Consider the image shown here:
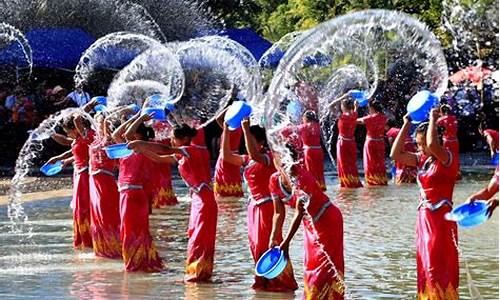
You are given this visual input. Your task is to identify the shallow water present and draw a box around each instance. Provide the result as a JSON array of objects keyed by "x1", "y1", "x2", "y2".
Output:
[{"x1": 0, "y1": 171, "x2": 498, "y2": 299}]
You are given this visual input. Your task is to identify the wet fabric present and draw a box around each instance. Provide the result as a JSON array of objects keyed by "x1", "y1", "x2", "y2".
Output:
[
  {"x1": 337, "y1": 112, "x2": 362, "y2": 188},
  {"x1": 214, "y1": 128, "x2": 243, "y2": 197},
  {"x1": 362, "y1": 113, "x2": 388, "y2": 185}
]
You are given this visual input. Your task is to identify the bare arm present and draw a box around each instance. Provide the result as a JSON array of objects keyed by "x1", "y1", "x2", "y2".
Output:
[
  {"x1": 390, "y1": 115, "x2": 418, "y2": 167},
  {"x1": 241, "y1": 118, "x2": 268, "y2": 165},
  {"x1": 280, "y1": 197, "x2": 305, "y2": 256},
  {"x1": 124, "y1": 113, "x2": 151, "y2": 142},
  {"x1": 51, "y1": 133, "x2": 73, "y2": 146},
  {"x1": 269, "y1": 198, "x2": 286, "y2": 248},
  {"x1": 468, "y1": 180, "x2": 499, "y2": 202},
  {"x1": 47, "y1": 149, "x2": 73, "y2": 164},
  {"x1": 215, "y1": 107, "x2": 229, "y2": 129},
  {"x1": 486, "y1": 135, "x2": 497, "y2": 156},
  {"x1": 127, "y1": 140, "x2": 179, "y2": 155},
  {"x1": 427, "y1": 108, "x2": 450, "y2": 164},
  {"x1": 222, "y1": 122, "x2": 243, "y2": 166},
  {"x1": 81, "y1": 98, "x2": 97, "y2": 113},
  {"x1": 141, "y1": 149, "x2": 177, "y2": 165},
  {"x1": 111, "y1": 114, "x2": 138, "y2": 143},
  {"x1": 356, "y1": 115, "x2": 365, "y2": 125}
]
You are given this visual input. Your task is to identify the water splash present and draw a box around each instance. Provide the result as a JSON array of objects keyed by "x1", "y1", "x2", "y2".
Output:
[
  {"x1": 0, "y1": 22, "x2": 33, "y2": 78},
  {"x1": 0, "y1": 0, "x2": 218, "y2": 42},
  {"x1": 171, "y1": 36, "x2": 262, "y2": 127},
  {"x1": 265, "y1": 9, "x2": 448, "y2": 171},
  {"x1": 107, "y1": 45, "x2": 185, "y2": 108},
  {"x1": 74, "y1": 32, "x2": 163, "y2": 88},
  {"x1": 8, "y1": 108, "x2": 96, "y2": 243}
]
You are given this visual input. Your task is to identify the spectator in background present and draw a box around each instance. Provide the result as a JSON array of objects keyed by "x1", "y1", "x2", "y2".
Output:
[
  {"x1": 52, "y1": 85, "x2": 71, "y2": 108},
  {"x1": 66, "y1": 84, "x2": 90, "y2": 107}
]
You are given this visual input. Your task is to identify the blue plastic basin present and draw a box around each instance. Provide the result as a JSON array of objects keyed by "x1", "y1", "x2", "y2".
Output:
[
  {"x1": 40, "y1": 161, "x2": 63, "y2": 176},
  {"x1": 225, "y1": 101, "x2": 253, "y2": 130},
  {"x1": 92, "y1": 96, "x2": 107, "y2": 105},
  {"x1": 407, "y1": 91, "x2": 439, "y2": 124},
  {"x1": 255, "y1": 247, "x2": 287, "y2": 279},
  {"x1": 349, "y1": 90, "x2": 369, "y2": 107},
  {"x1": 446, "y1": 200, "x2": 489, "y2": 228},
  {"x1": 127, "y1": 104, "x2": 141, "y2": 114},
  {"x1": 94, "y1": 104, "x2": 106, "y2": 112},
  {"x1": 104, "y1": 143, "x2": 133, "y2": 159},
  {"x1": 142, "y1": 107, "x2": 166, "y2": 121},
  {"x1": 492, "y1": 152, "x2": 499, "y2": 166}
]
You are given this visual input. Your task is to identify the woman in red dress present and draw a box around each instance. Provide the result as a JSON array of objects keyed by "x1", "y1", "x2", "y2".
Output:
[
  {"x1": 221, "y1": 119, "x2": 298, "y2": 292},
  {"x1": 335, "y1": 98, "x2": 362, "y2": 188},
  {"x1": 269, "y1": 149, "x2": 344, "y2": 300},
  {"x1": 298, "y1": 110, "x2": 326, "y2": 190},
  {"x1": 214, "y1": 109, "x2": 244, "y2": 198},
  {"x1": 48, "y1": 114, "x2": 94, "y2": 249},
  {"x1": 437, "y1": 104, "x2": 460, "y2": 180},
  {"x1": 357, "y1": 101, "x2": 388, "y2": 186},
  {"x1": 391, "y1": 109, "x2": 459, "y2": 299},
  {"x1": 88, "y1": 112, "x2": 121, "y2": 258},
  {"x1": 480, "y1": 127, "x2": 499, "y2": 157},
  {"x1": 129, "y1": 123, "x2": 217, "y2": 282},
  {"x1": 112, "y1": 114, "x2": 164, "y2": 272},
  {"x1": 386, "y1": 124, "x2": 417, "y2": 184},
  {"x1": 150, "y1": 121, "x2": 178, "y2": 207}
]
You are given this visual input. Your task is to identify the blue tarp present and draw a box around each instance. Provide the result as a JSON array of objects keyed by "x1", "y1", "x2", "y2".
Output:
[
  {"x1": 220, "y1": 28, "x2": 272, "y2": 61},
  {"x1": 0, "y1": 28, "x2": 95, "y2": 69},
  {"x1": 0, "y1": 27, "x2": 273, "y2": 69}
]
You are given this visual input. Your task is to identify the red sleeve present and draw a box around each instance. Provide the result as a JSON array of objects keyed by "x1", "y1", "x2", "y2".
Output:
[{"x1": 241, "y1": 154, "x2": 250, "y2": 167}]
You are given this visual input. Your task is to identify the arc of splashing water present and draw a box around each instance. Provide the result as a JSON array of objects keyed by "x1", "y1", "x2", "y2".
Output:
[
  {"x1": 0, "y1": 22, "x2": 33, "y2": 78},
  {"x1": 8, "y1": 108, "x2": 97, "y2": 242}
]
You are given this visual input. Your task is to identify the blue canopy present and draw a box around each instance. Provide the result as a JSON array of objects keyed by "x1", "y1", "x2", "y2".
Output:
[
  {"x1": 220, "y1": 28, "x2": 272, "y2": 61},
  {"x1": 0, "y1": 28, "x2": 95, "y2": 69}
]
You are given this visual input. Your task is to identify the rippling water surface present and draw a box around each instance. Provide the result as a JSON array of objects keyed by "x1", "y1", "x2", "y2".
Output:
[{"x1": 0, "y1": 171, "x2": 498, "y2": 299}]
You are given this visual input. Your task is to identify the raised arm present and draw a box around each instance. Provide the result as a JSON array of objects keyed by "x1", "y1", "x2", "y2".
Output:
[
  {"x1": 427, "y1": 108, "x2": 450, "y2": 164},
  {"x1": 215, "y1": 107, "x2": 229, "y2": 129},
  {"x1": 124, "y1": 113, "x2": 151, "y2": 142},
  {"x1": 111, "y1": 114, "x2": 138, "y2": 143},
  {"x1": 51, "y1": 133, "x2": 73, "y2": 146},
  {"x1": 73, "y1": 114, "x2": 89, "y2": 139},
  {"x1": 81, "y1": 98, "x2": 98, "y2": 113},
  {"x1": 222, "y1": 122, "x2": 243, "y2": 166},
  {"x1": 241, "y1": 118, "x2": 268, "y2": 165},
  {"x1": 390, "y1": 114, "x2": 418, "y2": 167}
]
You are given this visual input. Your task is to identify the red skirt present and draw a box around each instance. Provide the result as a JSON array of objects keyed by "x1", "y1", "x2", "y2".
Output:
[
  {"x1": 416, "y1": 206, "x2": 459, "y2": 300},
  {"x1": 120, "y1": 188, "x2": 164, "y2": 272},
  {"x1": 336, "y1": 138, "x2": 362, "y2": 188},
  {"x1": 185, "y1": 187, "x2": 218, "y2": 282},
  {"x1": 72, "y1": 170, "x2": 93, "y2": 249},
  {"x1": 443, "y1": 139, "x2": 461, "y2": 180},
  {"x1": 151, "y1": 163, "x2": 178, "y2": 208},
  {"x1": 363, "y1": 139, "x2": 388, "y2": 186},
  {"x1": 89, "y1": 173, "x2": 121, "y2": 258},
  {"x1": 303, "y1": 204, "x2": 344, "y2": 300},
  {"x1": 214, "y1": 155, "x2": 243, "y2": 198},
  {"x1": 247, "y1": 199, "x2": 298, "y2": 292},
  {"x1": 395, "y1": 165, "x2": 417, "y2": 184},
  {"x1": 304, "y1": 146, "x2": 326, "y2": 190}
]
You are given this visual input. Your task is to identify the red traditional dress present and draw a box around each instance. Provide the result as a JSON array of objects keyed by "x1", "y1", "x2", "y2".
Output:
[
  {"x1": 270, "y1": 166, "x2": 344, "y2": 300},
  {"x1": 416, "y1": 151, "x2": 459, "y2": 299},
  {"x1": 336, "y1": 112, "x2": 362, "y2": 188},
  {"x1": 191, "y1": 126, "x2": 211, "y2": 164},
  {"x1": 281, "y1": 125, "x2": 304, "y2": 161},
  {"x1": 71, "y1": 129, "x2": 94, "y2": 249},
  {"x1": 298, "y1": 122, "x2": 326, "y2": 190},
  {"x1": 483, "y1": 129, "x2": 499, "y2": 150},
  {"x1": 242, "y1": 151, "x2": 298, "y2": 291},
  {"x1": 150, "y1": 122, "x2": 177, "y2": 207},
  {"x1": 437, "y1": 115, "x2": 460, "y2": 180},
  {"x1": 88, "y1": 137, "x2": 121, "y2": 258},
  {"x1": 177, "y1": 146, "x2": 217, "y2": 282},
  {"x1": 386, "y1": 127, "x2": 417, "y2": 184},
  {"x1": 118, "y1": 153, "x2": 164, "y2": 272},
  {"x1": 214, "y1": 128, "x2": 243, "y2": 197},
  {"x1": 361, "y1": 113, "x2": 388, "y2": 185}
]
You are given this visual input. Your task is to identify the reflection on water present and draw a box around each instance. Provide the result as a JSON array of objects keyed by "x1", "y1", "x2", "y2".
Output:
[{"x1": 0, "y1": 173, "x2": 498, "y2": 299}]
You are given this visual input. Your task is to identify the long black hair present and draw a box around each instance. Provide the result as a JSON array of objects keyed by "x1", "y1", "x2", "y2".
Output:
[
  {"x1": 137, "y1": 123, "x2": 155, "y2": 141},
  {"x1": 249, "y1": 125, "x2": 268, "y2": 149},
  {"x1": 173, "y1": 123, "x2": 197, "y2": 139}
]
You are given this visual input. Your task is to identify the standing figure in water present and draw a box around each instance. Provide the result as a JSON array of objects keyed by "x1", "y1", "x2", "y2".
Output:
[
  {"x1": 298, "y1": 110, "x2": 326, "y2": 190},
  {"x1": 332, "y1": 97, "x2": 362, "y2": 188},
  {"x1": 479, "y1": 126, "x2": 499, "y2": 158},
  {"x1": 88, "y1": 112, "x2": 121, "y2": 258},
  {"x1": 48, "y1": 113, "x2": 94, "y2": 249},
  {"x1": 437, "y1": 104, "x2": 461, "y2": 180},
  {"x1": 112, "y1": 113, "x2": 164, "y2": 272},
  {"x1": 221, "y1": 119, "x2": 298, "y2": 292},
  {"x1": 150, "y1": 121, "x2": 178, "y2": 207},
  {"x1": 269, "y1": 147, "x2": 344, "y2": 299},
  {"x1": 391, "y1": 109, "x2": 459, "y2": 299},
  {"x1": 357, "y1": 100, "x2": 388, "y2": 186},
  {"x1": 386, "y1": 121, "x2": 417, "y2": 184},
  {"x1": 129, "y1": 123, "x2": 217, "y2": 282}
]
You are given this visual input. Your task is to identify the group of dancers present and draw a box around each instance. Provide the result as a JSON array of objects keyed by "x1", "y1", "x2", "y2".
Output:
[{"x1": 46, "y1": 93, "x2": 499, "y2": 299}]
